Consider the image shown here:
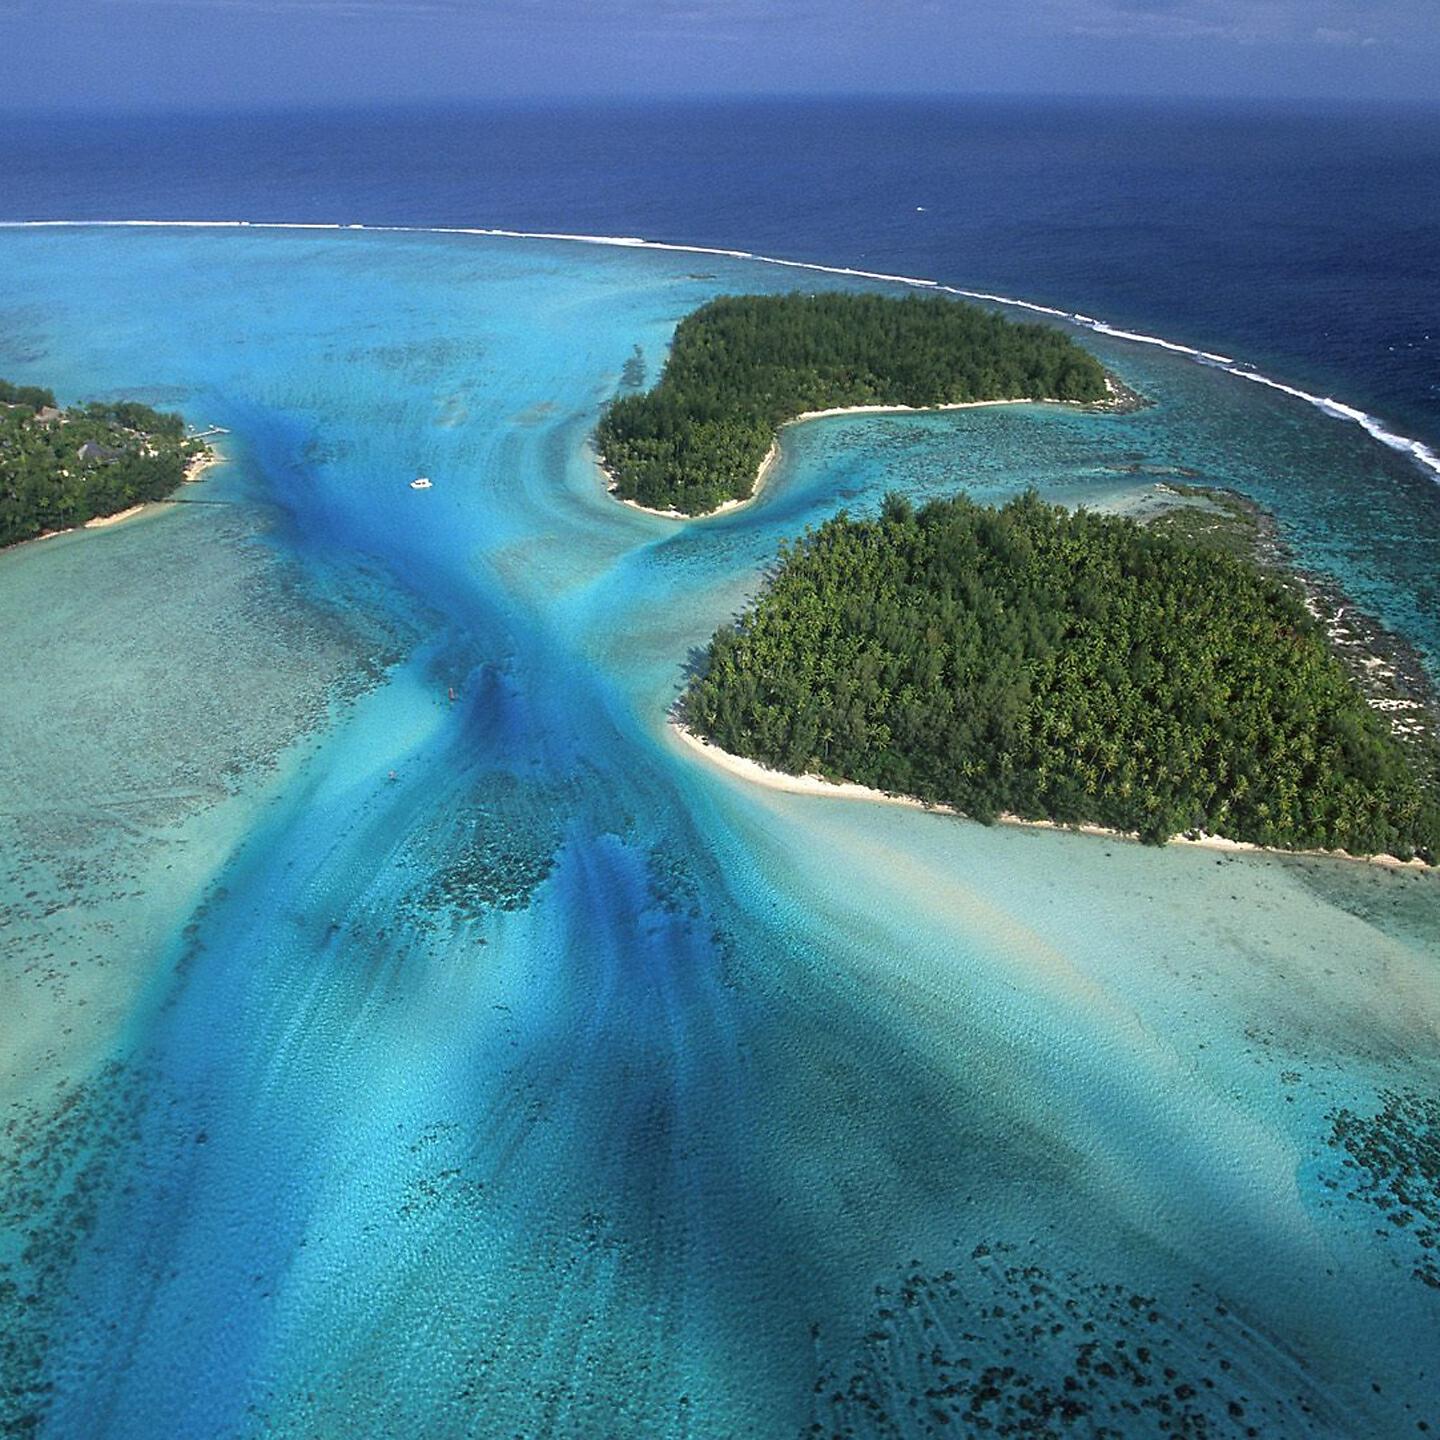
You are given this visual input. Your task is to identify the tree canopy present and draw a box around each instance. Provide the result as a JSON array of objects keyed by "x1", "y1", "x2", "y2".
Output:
[
  {"x1": 597, "y1": 293, "x2": 1110, "y2": 515},
  {"x1": 682, "y1": 491, "x2": 1439, "y2": 860},
  {"x1": 0, "y1": 383, "x2": 202, "y2": 548}
]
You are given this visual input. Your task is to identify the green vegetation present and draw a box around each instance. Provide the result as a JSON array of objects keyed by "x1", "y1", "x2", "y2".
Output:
[
  {"x1": 0, "y1": 380, "x2": 206, "y2": 548},
  {"x1": 597, "y1": 293, "x2": 1109, "y2": 515},
  {"x1": 682, "y1": 492, "x2": 1440, "y2": 860},
  {"x1": 1141, "y1": 484, "x2": 1265, "y2": 563}
]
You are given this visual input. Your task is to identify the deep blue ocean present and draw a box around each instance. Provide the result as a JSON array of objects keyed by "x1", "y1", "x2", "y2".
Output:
[
  {"x1": 2, "y1": 99, "x2": 1439, "y2": 1439},
  {"x1": 3, "y1": 97, "x2": 1439, "y2": 453}
]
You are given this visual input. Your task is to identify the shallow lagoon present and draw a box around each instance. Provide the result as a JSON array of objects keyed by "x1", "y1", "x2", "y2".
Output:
[{"x1": 1, "y1": 227, "x2": 1438, "y2": 1437}]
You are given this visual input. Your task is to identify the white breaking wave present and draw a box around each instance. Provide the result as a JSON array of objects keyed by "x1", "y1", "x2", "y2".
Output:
[
  {"x1": 1220, "y1": 367, "x2": 1440, "y2": 477},
  {"x1": 2, "y1": 217, "x2": 1436, "y2": 482}
]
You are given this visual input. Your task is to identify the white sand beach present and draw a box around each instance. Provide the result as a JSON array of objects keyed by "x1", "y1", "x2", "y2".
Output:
[
  {"x1": 22, "y1": 444, "x2": 221, "y2": 548},
  {"x1": 83, "y1": 503, "x2": 148, "y2": 529},
  {"x1": 602, "y1": 398, "x2": 1042, "y2": 520},
  {"x1": 184, "y1": 445, "x2": 221, "y2": 483},
  {"x1": 670, "y1": 721, "x2": 1430, "y2": 869}
]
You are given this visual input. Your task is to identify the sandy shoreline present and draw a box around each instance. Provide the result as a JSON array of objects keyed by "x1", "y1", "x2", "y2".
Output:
[
  {"x1": 18, "y1": 443, "x2": 222, "y2": 549},
  {"x1": 601, "y1": 437, "x2": 782, "y2": 521},
  {"x1": 81, "y1": 446, "x2": 219, "y2": 529},
  {"x1": 670, "y1": 721, "x2": 1431, "y2": 870},
  {"x1": 83, "y1": 503, "x2": 149, "y2": 530},
  {"x1": 184, "y1": 445, "x2": 222, "y2": 484},
  {"x1": 601, "y1": 397, "x2": 1055, "y2": 521}
]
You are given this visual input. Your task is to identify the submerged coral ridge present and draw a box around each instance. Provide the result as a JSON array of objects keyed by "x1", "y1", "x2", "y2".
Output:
[
  {"x1": 0, "y1": 227, "x2": 1437, "y2": 1438},
  {"x1": 1328, "y1": 1091, "x2": 1440, "y2": 1290}
]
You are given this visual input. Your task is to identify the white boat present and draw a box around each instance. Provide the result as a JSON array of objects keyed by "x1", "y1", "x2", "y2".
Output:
[{"x1": 410, "y1": 476, "x2": 433, "y2": 490}]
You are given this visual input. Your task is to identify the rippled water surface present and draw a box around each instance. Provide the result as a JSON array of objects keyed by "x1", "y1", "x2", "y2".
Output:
[{"x1": 1, "y1": 227, "x2": 1438, "y2": 1438}]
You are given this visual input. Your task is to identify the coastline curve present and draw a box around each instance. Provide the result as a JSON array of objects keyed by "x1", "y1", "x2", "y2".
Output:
[
  {"x1": 1, "y1": 218, "x2": 1437, "y2": 485},
  {"x1": 669, "y1": 722, "x2": 1432, "y2": 871}
]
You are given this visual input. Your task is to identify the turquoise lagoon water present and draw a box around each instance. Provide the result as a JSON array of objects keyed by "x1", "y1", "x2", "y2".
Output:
[{"x1": 1, "y1": 226, "x2": 1438, "y2": 1437}]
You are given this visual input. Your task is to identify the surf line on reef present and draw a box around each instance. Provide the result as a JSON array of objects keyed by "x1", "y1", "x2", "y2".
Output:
[{"x1": 5, "y1": 217, "x2": 1439, "y2": 484}]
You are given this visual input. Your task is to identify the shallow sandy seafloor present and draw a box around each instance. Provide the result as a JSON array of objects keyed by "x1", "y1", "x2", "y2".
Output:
[{"x1": 1, "y1": 226, "x2": 1438, "y2": 1439}]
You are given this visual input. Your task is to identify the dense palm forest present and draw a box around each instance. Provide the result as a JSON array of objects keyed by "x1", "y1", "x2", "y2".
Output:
[
  {"x1": 682, "y1": 492, "x2": 1440, "y2": 860},
  {"x1": 597, "y1": 294, "x2": 1110, "y2": 515},
  {"x1": 0, "y1": 380, "x2": 204, "y2": 547}
]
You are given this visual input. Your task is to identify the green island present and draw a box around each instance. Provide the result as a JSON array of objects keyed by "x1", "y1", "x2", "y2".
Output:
[
  {"x1": 0, "y1": 379, "x2": 212, "y2": 549},
  {"x1": 597, "y1": 293, "x2": 1111, "y2": 515},
  {"x1": 681, "y1": 491, "x2": 1440, "y2": 861}
]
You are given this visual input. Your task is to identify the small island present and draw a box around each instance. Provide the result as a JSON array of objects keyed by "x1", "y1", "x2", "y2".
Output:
[
  {"x1": 0, "y1": 379, "x2": 214, "y2": 549},
  {"x1": 596, "y1": 293, "x2": 1112, "y2": 516},
  {"x1": 679, "y1": 491, "x2": 1440, "y2": 862}
]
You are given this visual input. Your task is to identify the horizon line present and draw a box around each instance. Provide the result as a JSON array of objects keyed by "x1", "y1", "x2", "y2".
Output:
[{"x1": 3, "y1": 91, "x2": 1440, "y2": 120}]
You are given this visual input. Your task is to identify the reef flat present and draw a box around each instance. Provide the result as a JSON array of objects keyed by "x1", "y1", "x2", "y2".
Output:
[{"x1": 0, "y1": 225, "x2": 1436, "y2": 1438}]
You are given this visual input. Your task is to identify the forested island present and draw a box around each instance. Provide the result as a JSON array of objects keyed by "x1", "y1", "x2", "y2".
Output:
[
  {"x1": 597, "y1": 294, "x2": 1111, "y2": 515},
  {"x1": 0, "y1": 380, "x2": 211, "y2": 548},
  {"x1": 680, "y1": 491, "x2": 1440, "y2": 861}
]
